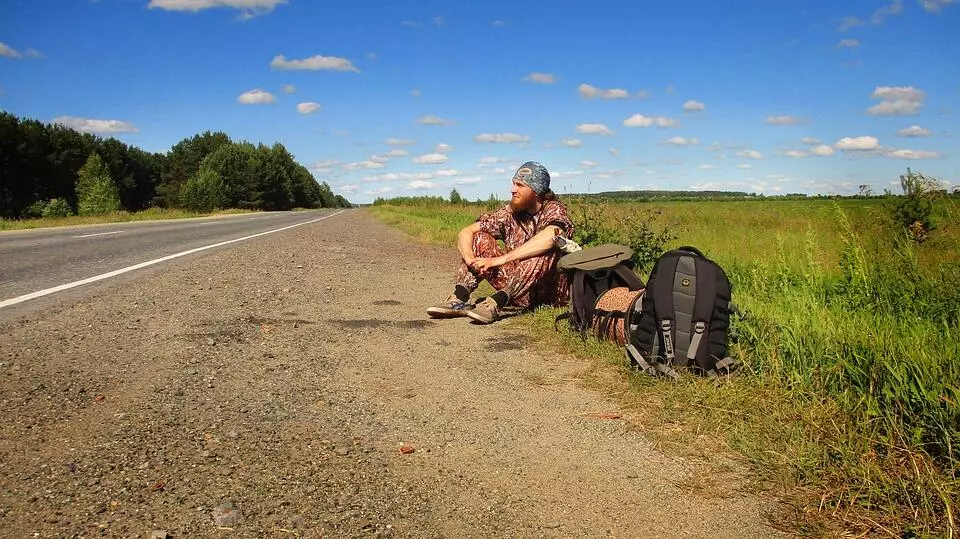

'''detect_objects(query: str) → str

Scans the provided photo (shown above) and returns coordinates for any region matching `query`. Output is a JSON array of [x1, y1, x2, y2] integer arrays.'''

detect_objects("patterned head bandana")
[[512, 161, 551, 196]]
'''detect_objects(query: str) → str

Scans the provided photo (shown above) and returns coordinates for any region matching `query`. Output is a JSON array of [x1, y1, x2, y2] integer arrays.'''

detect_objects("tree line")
[[0, 112, 351, 219]]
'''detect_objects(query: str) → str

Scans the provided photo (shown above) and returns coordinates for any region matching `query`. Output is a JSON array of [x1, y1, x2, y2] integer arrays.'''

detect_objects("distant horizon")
[[2, 0, 957, 204]]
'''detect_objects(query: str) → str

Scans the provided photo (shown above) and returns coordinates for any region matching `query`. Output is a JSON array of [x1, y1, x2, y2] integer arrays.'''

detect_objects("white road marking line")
[[0, 210, 344, 309], [72, 231, 125, 238]]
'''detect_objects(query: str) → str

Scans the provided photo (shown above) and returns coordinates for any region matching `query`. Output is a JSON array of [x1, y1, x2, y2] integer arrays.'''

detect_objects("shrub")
[[179, 168, 229, 213], [890, 168, 942, 243], [41, 198, 73, 218]]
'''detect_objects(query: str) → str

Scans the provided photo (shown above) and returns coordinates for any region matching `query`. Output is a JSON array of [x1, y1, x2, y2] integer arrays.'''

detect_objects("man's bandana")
[[512, 161, 551, 196]]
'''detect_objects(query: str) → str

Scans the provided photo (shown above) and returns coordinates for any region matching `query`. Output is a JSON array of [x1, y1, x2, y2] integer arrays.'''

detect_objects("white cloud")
[[296, 101, 321, 114], [578, 83, 630, 100], [147, 0, 286, 16], [523, 72, 556, 84], [432, 15, 445, 27], [416, 115, 452, 125], [270, 54, 360, 72], [897, 125, 932, 137], [363, 172, 435, 183], [699, 164, 716, 169], [406, 180, 436, 190], [492, 19, 506, 27], [576, 123, 615, 136], [413, 153, 449, 164], [782, 149, 808, 158], [838, 16, 865, 32], [369, 153, 391, 164], [53, 116, 139, 134], [434, 143, 453, 153], [736, 164, 753, 169], [474, 132, 530, 143], [609, 148, 620, 156], [580, 160, 598, 168], [342, 160, 385, 171], [452, 176, 483, 185], [237, 88, 275, 104], [311, 159, 340, 173], [920, 0, 956, 13], [737, 150, 764, 159], [811, 145, 836, 156], [386, 149, 408, 157], [435, 168, 458, 177], [870, 0, 903, 24], [801, 137, 821, 145], [837, 38, 860, 48], [623, 114, 677, 128], [0, 42, 23, 58], [365, 187, 393, 196], [683, 100, 705, 112], [886, 149, 941, 159], [24, 49, 43, 59], [835, 136, 880, 151], [338, 184, 358, 194], [282, 84, 296, 94], [868, 85, 926, 115], [663, 136, 699, 146], [561, 138, 582, 148], [410, 88, 421, 98], [766, 115, 803, 125], [479, 156, 504, 165], [386, 138, 416, 146]]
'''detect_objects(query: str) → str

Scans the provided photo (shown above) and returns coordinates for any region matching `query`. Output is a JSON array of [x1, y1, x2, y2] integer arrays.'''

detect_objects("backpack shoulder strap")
[[687, 257, 718, 370], [611, 264, 645, 290]]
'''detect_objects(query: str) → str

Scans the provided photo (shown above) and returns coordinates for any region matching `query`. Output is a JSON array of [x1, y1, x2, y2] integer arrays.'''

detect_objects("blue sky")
[[1, 0, 958, 204]]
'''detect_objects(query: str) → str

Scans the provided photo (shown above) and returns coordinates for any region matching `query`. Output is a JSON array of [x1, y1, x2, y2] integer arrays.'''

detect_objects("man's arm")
[[457, 221, 483, 266], [473, 225, 562, 273]]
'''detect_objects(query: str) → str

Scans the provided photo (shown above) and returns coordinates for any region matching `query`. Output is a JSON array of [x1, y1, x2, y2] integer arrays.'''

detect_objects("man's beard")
[[510, 192, 537, 213]]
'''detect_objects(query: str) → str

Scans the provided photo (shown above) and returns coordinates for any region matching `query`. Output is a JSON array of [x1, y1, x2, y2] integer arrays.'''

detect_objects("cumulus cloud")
[[886, 149, 941, 159], [297, 102, 321, 114], [835, 136, 880, 151], [53, 116, 139, 134], [523, 72, 556, 84], [838, 16, 865, 31], [801, 137, 821, 145], [898, 125, 932, 137], [0, 42, 24, 58], [435, 143, 453, 153], [479, 157, 504, 165], [737, 150, 764, 159], [416, 115, 453, 125], [766, 115, 803, 125], [342, 160, 385, 171], [683, 100, 705, 112], [452, 176, 483, 185], [413, 153, 449, 164], [868, 85, 926, 115], [837, 38, 860, 48], [623, 114, 677, 128], [662, 136, 699, 146], [559, 138, 582, 148], [148, 0, 286, 17], [781, 149, 808, 158], [736, 164, 753, 169], [580, 160, 598, 168], [474, 132, 530, 143], [699, 164, 716, 169], [920, 0, 956, 13], [270, 54, 360, 72], [811, 145, 836, 156], [492, 20, 506, 27], [406, 180, 436, 190], [578, 83, 630, 100], [311, 159, 340, 173], [237, 89, 275, 104], [338, 184, 358, 194], [870, 0, 903, 24], [576, 123, 615, 136], [386, 138, 416, 146]]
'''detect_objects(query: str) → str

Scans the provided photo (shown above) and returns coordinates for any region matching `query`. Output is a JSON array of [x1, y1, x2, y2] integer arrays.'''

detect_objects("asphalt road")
[[0, 209, 344, 317]]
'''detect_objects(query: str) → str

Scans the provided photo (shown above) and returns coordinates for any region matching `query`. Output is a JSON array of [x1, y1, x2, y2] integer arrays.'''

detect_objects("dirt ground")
[[0, 210, 787, 538]]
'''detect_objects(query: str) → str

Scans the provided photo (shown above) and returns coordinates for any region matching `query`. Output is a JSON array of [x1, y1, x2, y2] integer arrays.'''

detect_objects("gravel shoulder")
[[0, 209, 787, 538]]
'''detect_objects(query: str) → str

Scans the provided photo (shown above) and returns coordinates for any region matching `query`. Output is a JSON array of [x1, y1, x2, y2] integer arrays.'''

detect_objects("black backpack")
[[555, 244, 645, 336], [626, 246, 740, 378]]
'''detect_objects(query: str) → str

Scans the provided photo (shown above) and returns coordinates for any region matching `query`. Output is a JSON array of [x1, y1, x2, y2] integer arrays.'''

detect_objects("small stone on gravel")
[[212, 501, 240, 527], [334, 447, 350, 456], [399, 445, 415, 454], [149, 531, 170, 539]]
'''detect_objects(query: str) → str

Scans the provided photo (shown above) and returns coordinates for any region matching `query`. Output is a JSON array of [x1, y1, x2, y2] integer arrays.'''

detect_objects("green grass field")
[[0, 207, 260, 231], [370, 197, 960, 537]]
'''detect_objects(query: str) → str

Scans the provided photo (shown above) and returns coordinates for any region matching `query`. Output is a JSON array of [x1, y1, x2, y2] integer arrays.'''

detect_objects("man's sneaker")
[[466, 297, 500, 324], [426, 295, 474, 318]]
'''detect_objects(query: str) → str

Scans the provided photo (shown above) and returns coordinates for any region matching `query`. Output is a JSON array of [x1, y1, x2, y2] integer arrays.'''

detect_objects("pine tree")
[[76, 152, 120, 215]]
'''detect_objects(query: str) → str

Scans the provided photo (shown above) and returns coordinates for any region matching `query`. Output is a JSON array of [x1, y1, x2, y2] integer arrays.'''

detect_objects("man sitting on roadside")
[[426, 161, 574, 324]]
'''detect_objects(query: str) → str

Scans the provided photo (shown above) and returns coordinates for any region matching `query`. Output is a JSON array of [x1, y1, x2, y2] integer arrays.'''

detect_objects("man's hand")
[[472, 256, 505, 274]]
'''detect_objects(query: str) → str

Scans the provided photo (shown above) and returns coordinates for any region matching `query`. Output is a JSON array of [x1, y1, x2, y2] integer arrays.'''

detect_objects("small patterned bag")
[[591, 287, 645, 347]]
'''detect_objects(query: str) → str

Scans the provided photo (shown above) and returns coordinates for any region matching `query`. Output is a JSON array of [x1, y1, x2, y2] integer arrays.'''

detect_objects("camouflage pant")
[[455, 231, 569, 309]]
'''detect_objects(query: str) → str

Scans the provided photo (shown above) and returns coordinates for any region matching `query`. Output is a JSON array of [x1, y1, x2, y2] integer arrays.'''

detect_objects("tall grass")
[[0, 207, 258, 231], [368, 197, 960, 535]]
